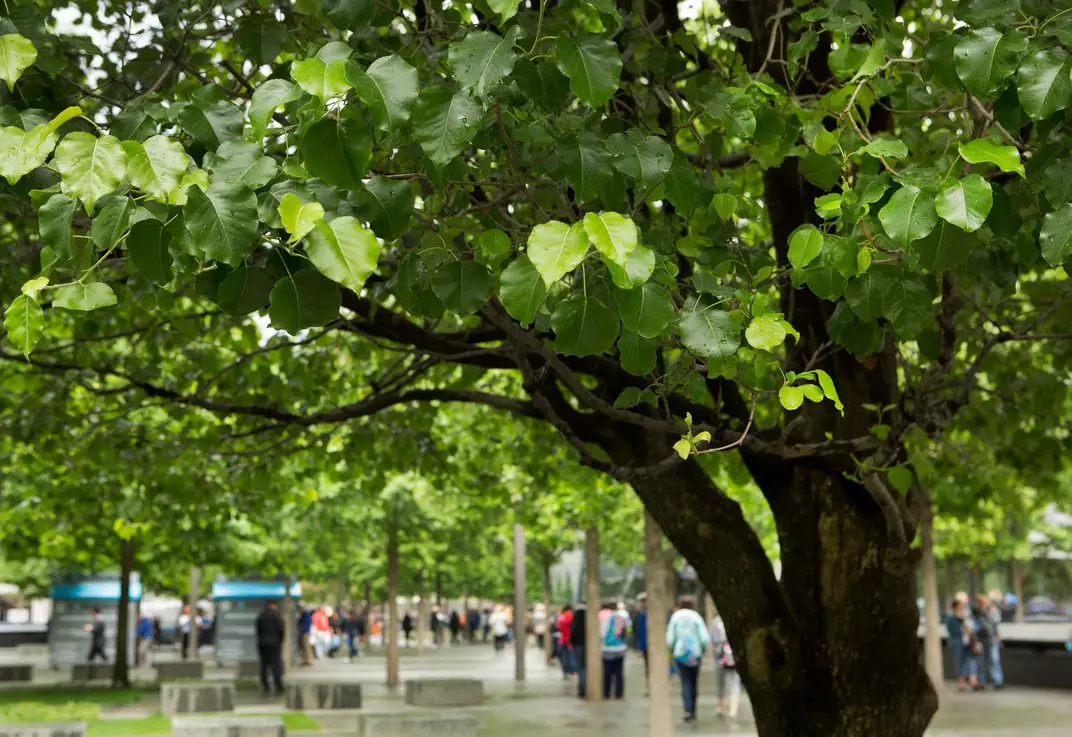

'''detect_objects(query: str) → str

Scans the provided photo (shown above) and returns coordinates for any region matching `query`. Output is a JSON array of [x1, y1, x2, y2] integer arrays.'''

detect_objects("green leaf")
[[306, 216, 381, 293], [678, 297, 741, 360], [882, 278, 932, 338], [746, 314, 798, 352], [4, 295, 43, 355], [614, 387, 657, 410], [619, 283, 674, 339], [844, 269, 894, 322], [878, 185, 938, 247], [814, 369, 844, 414], [205, 140, 277, 190], [913, 219, 974, 272], [53, 282, 117, 311], [553, 34, 622, 107], [248, 79, 301, 140], [123, 135, 189, 202], [605, 245, 655, 289], [278, 192, 325, 243], [479, 230, 513, 261], [292, 55, 350, 99], [126, 218, 173, 285], [38, 194, 77, 259], [183, 182, 259, 266], [1040, 203, 1072, 267], [779, 384, 805, 411], [487, 0, 523, 22], [619, 331, 658, 375], [0, 125, 57, 184], [583, 211, 637, 267], [851, 38, 886, 81], [53, 132, 127, 213], [662, 159, 703, 216], [1017, 47, 1072, 121], [1042, 157, 1072, 205], [356, 176, 414, 241], [801, 384, 824, 403], [449, 27, 522, 99], [551, 294, 620, 356], [0, 34, 36, 90], [412, 86, 483, 166], [887, 466, 912, 494], [673, 438, 692, 459], [217, 266, 274, 316], [301, 115, 371, 190], [934, 174, 992, 232], [958, 138, 1025, 177], [499, 256, 548, 327], [345, 55, 419, 132], [799, 153, 842, 191], [526, 220, 589, 284], [607, 130, 673, 190], [859, 138, 909, 160], [561, 133, 612, 203], [90, 196, 134, 250], [704, 89, 756, 139], [269, 269, 342, 333], [788, 225, 824, 269], [953, 29, 1027, 100], [431, 260, 494, 316], [176, 101, 242, 149], [711, 193, 737, 220]]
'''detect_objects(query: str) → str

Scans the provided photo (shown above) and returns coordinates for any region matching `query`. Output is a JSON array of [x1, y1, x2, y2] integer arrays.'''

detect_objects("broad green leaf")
[[619, 283, 674, 339], [20, 277, 48, 297], [957, 139, 1024, 177], [673, 438, 692, 459], [499, 256, 548, 326], [605, 245, 655, 289], [878, 185, 937, 247], [934, 174, 992, 232], [90, 196, 134, 250], [38, 194, 77, 259], [746, 314, 798, 352], [779, 385, 805, 411], [176, 100, 243, 149], [306, 216, 381, 293], [851, 38, 886, 81], [814, 369, 844, 414], [882, 278, 932, 338], [1017, 47, 1072, 121], [356, 176, 414, 241], [123, 135, 189, 202], [887, 466, 912, 494], [1043, 157, 1072, 205], [218, 266, 274, 315], [53, 282, 117, 311], [487, 0, 522, 21], [799, 153, 841, 191], [46, 107, 82, 134], [561, 133, 612, 202], [953, 29, 1027, 100], [551, 294, 620, 356], [607, 130, 673, 190], [345, 55, 419, 132], [168, 168, 210, 207], [292, 56, 350, 99], [619, 331, 658, 375], [126, 218, 173, 284], [204, 139, 277, 189], [662, 160, 702, 216], [583, 211, 637, 267], [553, 34, 622, 107], [431, 260, 494, 316], [527, 221, 588, 284], [678, 297, 741, 360], [479, 230, 513, 260], [913, 219, 974, 272], [4, 295, 42, 355], [614, 387, 657, 410], [711, 193, 737, 220], [788, 225, 824, 268], [278, 192, 325, 243], [53, 132, 127, 213], [859, 138, 909, 160], [1040, 203, 1072, 267], [412, 86, 483, 166], [301, 116, 371, 190], [269, 269, 342, 332], [449, 27, 522, 99], [0, 34, 36, 90], [704, 88, 756, 139], [248, 79, 301, 140], [844, 269, 894, 322], [0, 125, 57, 184], [183, 182, 259, 266]]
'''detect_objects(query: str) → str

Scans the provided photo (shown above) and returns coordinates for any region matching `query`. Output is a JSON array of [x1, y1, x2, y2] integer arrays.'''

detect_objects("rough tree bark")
[[513, 522, 526, 682], [584, 526, 600, 702], [918, 485, 943, 693], [386, 521, 400, 688], [644, 512, 674, 737], [113, 538, 134, 688]]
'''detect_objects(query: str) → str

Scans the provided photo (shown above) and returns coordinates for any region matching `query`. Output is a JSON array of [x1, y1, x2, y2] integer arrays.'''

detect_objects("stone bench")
[[403, 678, 484, 707], [358, 714, 477, 737], [0, 664, 33, 682], [0, 723, 86, 737], [285, 681, 361, 710], [161, 682, 235, 715], [235, 661, 262, 679], [172, 716, 284, 737], [70, 663, 111, 681], [155, 660, 205, 680]]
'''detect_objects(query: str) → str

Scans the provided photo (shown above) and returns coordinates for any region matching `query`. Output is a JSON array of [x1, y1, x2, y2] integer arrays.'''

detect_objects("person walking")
[[556, 605, 574, 679], [598, 601, 630, 699], [945, 597, 980, 691], [633, 595, 648, 680], [666, 596, 710, 723], [402, 611, 414, 647], [298, 608, 313, 665], [449, 610, 461, 644], [255, 600, 285, 696], [570, 605, 587, 698], [488, 604, 510, 652], [178, 605, 194, 660], [973, 593, 1004, 689], [533, 605, 547, 651], [84, 608, 107, 662], [136, 613, 154, 667], [312, 606, 330, 659], [710, 613, 728, 716], [719, 636, 744, 723], [344, 608, 362, 662], [482, 606, 492, 642]]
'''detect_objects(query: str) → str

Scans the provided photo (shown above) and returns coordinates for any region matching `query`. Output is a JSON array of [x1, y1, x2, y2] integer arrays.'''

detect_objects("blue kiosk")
[[211, 578, 301, 666], [49, 574, 142, 667]]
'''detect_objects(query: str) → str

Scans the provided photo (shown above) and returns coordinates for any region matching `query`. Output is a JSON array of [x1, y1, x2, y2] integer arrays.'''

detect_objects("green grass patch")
[[87, 715, 171, 736], [0, 701, 101, 722], [0, 687, 144, 707]]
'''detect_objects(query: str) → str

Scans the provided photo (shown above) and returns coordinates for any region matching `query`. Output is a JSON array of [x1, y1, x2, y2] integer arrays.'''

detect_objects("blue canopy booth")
[[48, 574, 142, 667], [211, 578, 301, 666]]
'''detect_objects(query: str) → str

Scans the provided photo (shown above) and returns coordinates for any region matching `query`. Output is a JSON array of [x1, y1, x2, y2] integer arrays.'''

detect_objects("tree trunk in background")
[[416, 572, 426, 655], [283, 575, 294, 670], [113, 538, 134, 688], [336, 571, 347, 612], [436, 571, 443, 608], [1011, 560, 1024, 623], [584, 526, 601, 702], [513, 523, 527, 682], [187, 566, 201, 660], [969, 565, 981, 598], [705, 591, 715, 624], [644, 513, 673, 737], [543, 561, 553, 664], [944, 560, 955, 609], [919, 490, 943, 695], [387, 523, 400, 688]]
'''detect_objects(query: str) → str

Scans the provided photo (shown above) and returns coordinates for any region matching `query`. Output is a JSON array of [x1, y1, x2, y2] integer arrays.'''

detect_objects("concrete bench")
[[70, 663, 111, 681], [358, 714, 477, 737], [172, 716, 284, 737], [0, 724, 86, 737], [155, 660, 205, 680], [403, 678, 484, 707], [0, 664, 33, 682], [235, 661, 261, 679], [14, 644, 47, 658], [161, 682, 235, 715], [285, 681, 361, 710]]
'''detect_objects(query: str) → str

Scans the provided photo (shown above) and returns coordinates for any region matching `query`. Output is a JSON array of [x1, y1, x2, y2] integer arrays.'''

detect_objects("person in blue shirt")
[[633, 596, 648, 680], [298, 608, 314, 666], [136, 614, 153, 667]]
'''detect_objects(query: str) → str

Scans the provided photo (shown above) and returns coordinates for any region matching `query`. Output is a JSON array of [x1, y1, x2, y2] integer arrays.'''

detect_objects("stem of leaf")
[[530, 0, 547, 56]]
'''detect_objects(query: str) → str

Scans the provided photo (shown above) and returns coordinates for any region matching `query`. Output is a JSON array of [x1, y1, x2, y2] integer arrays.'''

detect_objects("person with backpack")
[[719, 636, 743, 722], [598, 601, 631, 699], [666, 596, 711, 723]]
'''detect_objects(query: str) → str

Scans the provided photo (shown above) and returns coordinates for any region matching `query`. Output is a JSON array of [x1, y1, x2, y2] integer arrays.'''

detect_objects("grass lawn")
[[87, 715, 171, 736], [0, 687, 144, 706]]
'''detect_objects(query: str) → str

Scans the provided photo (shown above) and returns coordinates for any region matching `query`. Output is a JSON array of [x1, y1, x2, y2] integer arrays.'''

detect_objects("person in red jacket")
[[556, 605, 574, 679]]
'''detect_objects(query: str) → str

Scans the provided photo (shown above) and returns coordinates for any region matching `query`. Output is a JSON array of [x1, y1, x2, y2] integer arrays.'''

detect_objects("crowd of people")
[[943, 589, 1006, 692]]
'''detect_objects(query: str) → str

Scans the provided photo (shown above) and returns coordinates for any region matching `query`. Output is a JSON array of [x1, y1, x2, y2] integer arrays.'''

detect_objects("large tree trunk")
[[513, 522, 526, 682], [644, 512, 673, 737], [919, 488, 943, 694], [113, 537, 134, 688], [584, 526, 600, 702], [283, 574, 294, 670], [386, 523, 400, 688]]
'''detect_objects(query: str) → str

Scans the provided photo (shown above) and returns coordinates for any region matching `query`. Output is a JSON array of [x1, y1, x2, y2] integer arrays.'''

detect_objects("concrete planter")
[[161, 682, 236, 715], [0, 723, 86, 737], [0, 664, 33, 682], [358, 714, 477, 737], [285, 682, 361, 710], [235, 661, 262, 679], [155, 661, 205, 681], [403, 679, 484, 707], [171, 716, 284, 737], [69, 663, 111, 681]]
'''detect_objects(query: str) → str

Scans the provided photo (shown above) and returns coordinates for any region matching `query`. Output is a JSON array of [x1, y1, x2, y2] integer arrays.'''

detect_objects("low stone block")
[[285, 682, 361, 710], [403, 679, 484, 707], [235, 661, 261, 679], [70, 663, 111, 681], [155, 661, 205, 680], [0, 664, 33, 682], [161, 682, 235, 715], [14, 644, 47, 658], [358, 714, 477, 737], [172, 716, 284, 737], [0, 723, 86, 737]]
